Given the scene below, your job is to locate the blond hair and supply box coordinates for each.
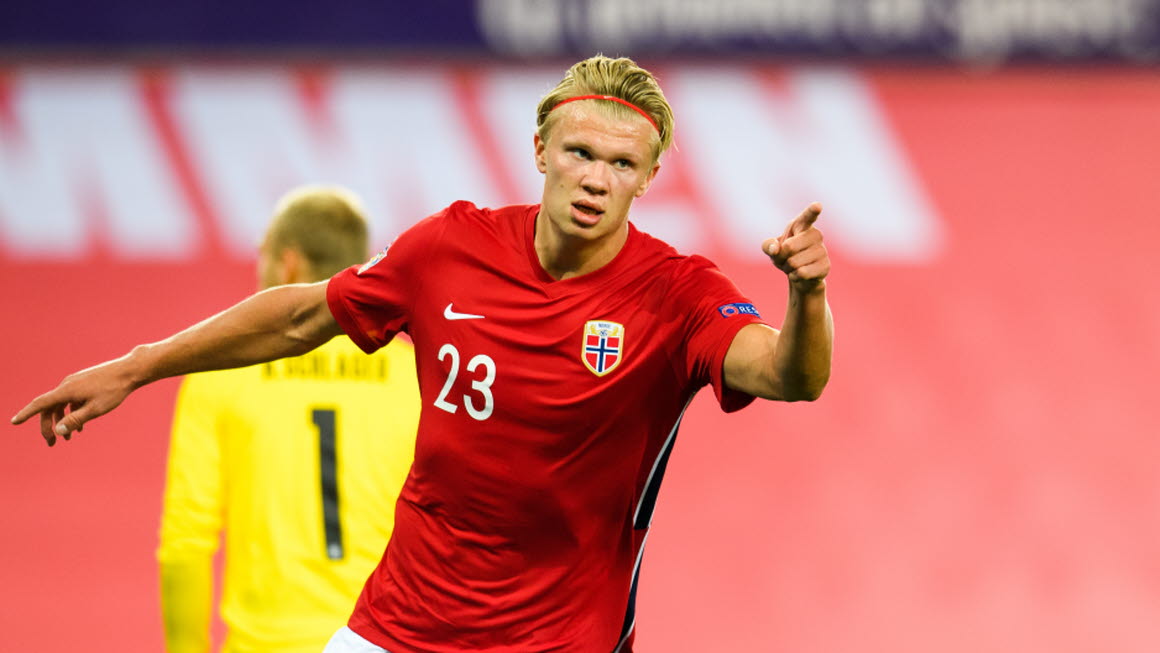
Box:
[536,55,675,161]
[266,186,370,281]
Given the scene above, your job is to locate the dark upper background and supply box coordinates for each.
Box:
[3,0,1159,62]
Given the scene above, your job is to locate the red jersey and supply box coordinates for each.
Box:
[326,202,765,652]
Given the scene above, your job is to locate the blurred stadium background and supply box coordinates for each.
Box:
[3,1,1160,651]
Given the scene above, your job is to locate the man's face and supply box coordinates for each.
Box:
[535,104,660,244]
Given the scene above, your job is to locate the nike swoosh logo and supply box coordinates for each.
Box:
[443,303,485,320]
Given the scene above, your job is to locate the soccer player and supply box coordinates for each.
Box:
[13,55,833,652]
[157,187,420,653]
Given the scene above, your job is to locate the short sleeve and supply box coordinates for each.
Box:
[327,208,446,353]
[670,256,767,413]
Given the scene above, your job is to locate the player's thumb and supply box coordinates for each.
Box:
[54,404,98,437]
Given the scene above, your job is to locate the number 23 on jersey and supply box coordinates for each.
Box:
[433,343,495,421]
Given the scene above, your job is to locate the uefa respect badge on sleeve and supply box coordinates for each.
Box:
[717,303,760,318]
[358,246,389,275]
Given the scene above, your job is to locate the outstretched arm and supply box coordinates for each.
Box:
[10,280,341,445]
[723,202,834,401]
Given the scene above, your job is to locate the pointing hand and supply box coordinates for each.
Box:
[762,202,830,292]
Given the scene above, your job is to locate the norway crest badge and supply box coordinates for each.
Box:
[582,320,624,376]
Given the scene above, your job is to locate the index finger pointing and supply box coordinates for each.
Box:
[12,404,38,425]
[792,202,823,235]
[11,391,62,425]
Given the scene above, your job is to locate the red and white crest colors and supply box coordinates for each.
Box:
[582,320,624,376]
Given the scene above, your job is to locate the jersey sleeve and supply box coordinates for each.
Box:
[670,256,768,413]
[157,373,227,563]
[157,373,229,653]
[327,207,449,353]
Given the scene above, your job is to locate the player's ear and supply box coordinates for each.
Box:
[634,161,661,198]
[278,246,305,285]
[534,133,547,174]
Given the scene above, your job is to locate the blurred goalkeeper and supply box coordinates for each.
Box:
[156,186,420,653]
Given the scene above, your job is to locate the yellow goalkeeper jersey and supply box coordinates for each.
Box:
[157,336,420,653]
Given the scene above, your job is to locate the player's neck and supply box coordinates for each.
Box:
[533,211,628,281]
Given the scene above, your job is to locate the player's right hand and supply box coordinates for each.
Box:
[762,202,829,292]
[10,358,137,447]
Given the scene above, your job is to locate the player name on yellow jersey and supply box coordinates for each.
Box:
[262,348,390,382]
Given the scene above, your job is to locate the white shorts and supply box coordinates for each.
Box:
[322,626,391,653]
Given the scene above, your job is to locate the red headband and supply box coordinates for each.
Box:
[550,94,660,133]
